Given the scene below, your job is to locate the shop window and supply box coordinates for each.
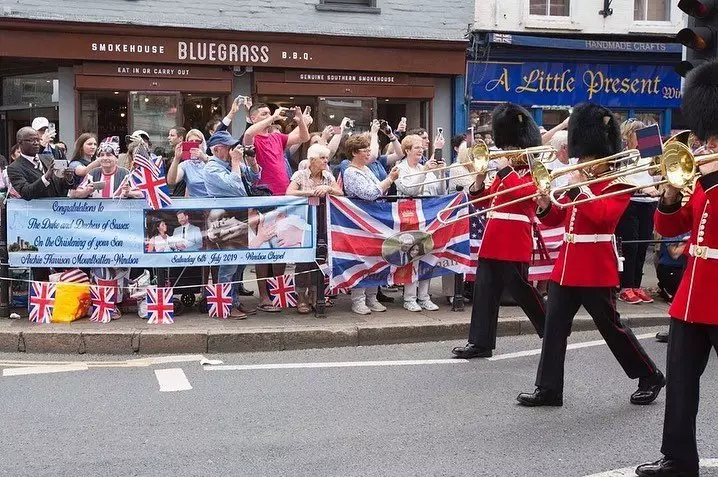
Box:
[634,0,669,21]
[318,98,376,134]
[129,92,181,152]
[634,111,662,127]
[2,72,58,107]
[529,0,570,16]
[182,94,225,136]
[469,107,496,147]
[79,91,129,151]
[316,0,380,13]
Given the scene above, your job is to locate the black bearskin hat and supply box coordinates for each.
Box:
[491,103,541,149]
[568,102,621,159]
[682,60,718,142]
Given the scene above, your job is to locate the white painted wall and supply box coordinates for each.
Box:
[475,1,685,36]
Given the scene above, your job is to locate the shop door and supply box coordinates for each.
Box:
[129,92,181,152]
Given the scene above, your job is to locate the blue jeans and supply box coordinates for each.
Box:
[218,264,245,307]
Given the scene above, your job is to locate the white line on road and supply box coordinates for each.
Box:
[2,363,89,377]
[0,354,206,369]
[583,458,718,477]
[154,368,192,392]
[203,359,469,371]
[488,333,655,361]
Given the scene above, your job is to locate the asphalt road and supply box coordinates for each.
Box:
[0,326,716,477]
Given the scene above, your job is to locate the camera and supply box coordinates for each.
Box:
[243,145,256,158]
[379,120,392,136]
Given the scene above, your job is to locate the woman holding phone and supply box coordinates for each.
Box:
[167,128,210,198]
[70,136,143,199]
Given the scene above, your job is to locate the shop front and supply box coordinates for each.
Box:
[467,33,683,139]
[0,19,465,157]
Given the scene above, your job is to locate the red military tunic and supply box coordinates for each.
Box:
[537,179,632,287]
[654,171,718,325]
[470,166,537,262]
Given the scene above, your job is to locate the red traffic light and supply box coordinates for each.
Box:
[679,0,717,17]
[676,26,714,49]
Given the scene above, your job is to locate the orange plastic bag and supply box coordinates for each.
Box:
[51,282,91,323]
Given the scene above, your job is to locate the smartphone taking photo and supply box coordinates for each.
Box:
[53,159,67,178]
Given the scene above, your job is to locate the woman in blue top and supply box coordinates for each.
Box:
[167,128,209,197]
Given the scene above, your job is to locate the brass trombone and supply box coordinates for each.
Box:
[398,139,556,188]
[437,149,641,224]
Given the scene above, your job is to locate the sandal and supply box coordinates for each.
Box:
[297,303,311,314]
[257,303,282,313]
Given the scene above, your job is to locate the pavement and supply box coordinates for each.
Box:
[0,328,716,477]
[0,265,671,355]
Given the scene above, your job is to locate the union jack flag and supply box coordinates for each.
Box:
[267,274,298,308]
[328,194,471,289]
[94,277,119,303]
[146,287,174,324]
[205,283,233,319]
[131,162,172,210]
[28,281,56,324]
[90,285,115,324]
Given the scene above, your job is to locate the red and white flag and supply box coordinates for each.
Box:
[146,287,174,324]
[28,281,56,324]
[267,275,298,308]
[205,283,233,319]
[90,285,116,324]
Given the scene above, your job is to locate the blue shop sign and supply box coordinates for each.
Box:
[469,61,682,108]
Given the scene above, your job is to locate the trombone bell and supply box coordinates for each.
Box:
[662,142,696,189]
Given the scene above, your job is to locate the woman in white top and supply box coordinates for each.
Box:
[616,119,661,305]
[147,220,173,252]
[395,134,441,312]
[448,144,477,193]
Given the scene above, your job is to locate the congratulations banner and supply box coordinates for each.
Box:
[469,61,682,108]
[328,194,472,288]
[7,197,316,268]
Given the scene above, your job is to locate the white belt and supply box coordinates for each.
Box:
[486,212,531,223]
[563,233,614,244]
[689,244,718,260]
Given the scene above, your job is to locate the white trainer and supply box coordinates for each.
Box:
[418,299,440,311]
[366,299,387,312]
[351,303,372,315]
[403,300,422,312]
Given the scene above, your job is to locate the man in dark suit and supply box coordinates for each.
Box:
[7,127,74,200]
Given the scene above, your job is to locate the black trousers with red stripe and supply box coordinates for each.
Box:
[469,258,546,350]
[536,282,657,394]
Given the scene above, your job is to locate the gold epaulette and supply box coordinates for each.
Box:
[601,176,636,193]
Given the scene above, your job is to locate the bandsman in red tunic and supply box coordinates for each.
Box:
[636,60,718,477]
[452,103,546,359]
[517,102,664,407]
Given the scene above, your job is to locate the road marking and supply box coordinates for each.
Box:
[2,363,89,377]
[154,368,192,392]
[488,333,655,361]
[0,354,206,369]
[583,458,718,476]
[203,358,469,372]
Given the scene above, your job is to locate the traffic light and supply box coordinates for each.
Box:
[675,0,718,76]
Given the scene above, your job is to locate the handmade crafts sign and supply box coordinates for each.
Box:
[7,197,316,268]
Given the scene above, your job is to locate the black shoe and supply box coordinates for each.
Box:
[636,458,698,477]
[451,343,492,359]
[516,387,563,407]
[376,289,395,303]
[655,331,669,343]
[631,370,666,405]
[236,285,254,297]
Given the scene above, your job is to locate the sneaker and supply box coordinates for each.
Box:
[418,299,439,311]
[618,289,642,304]
[351,303,372,315]
[403,300,422,312]
[633,288,654,303]
[366,298,387,312]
